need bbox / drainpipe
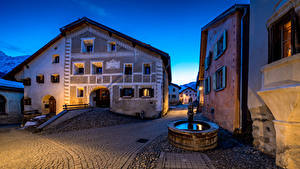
[239,7,248,132]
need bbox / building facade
[4,17,171,118]
[168,83,181,105]
[199,5,250,133]
[179,87,197,104]
[0,79,24,124]
[249,0,300,168]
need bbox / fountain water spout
[187,100,194,130]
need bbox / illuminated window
[81,38,95,53]
[107,42,116,52]
[36,74,44,83]
[92,62,103,74]
[139,88,154,97]
[143,64,151,74]
[73,63,85,75]
[124,64,132,75]
[51,74,59,83]
[268,9,299,63]
[77,88,84,97]
[120,88,134,97]
[52,55,59,63]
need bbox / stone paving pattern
[0,109,192,169]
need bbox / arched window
[0,95,6,115]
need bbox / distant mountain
[0,51,30,77]
[179,81,197,92]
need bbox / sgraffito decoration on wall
[106,59,120,69]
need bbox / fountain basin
[168,120,219,151]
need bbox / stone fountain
[168,102,219,151]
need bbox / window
[81,38,94,53]
[24,98,31,105]
[107,42,116,52]
[77,88,84,97]
[172,95,176,98]
[74,63,85,75]
[213,66,226,91]
[0,95,6,115]
[52,55,59,64]
[269,9,299,63]
[204,76,211,95]
[214,30,227,60]
[23,78,31,86]
[139,88,154,97]
[36,74,44,83]
[143,64,151,74]
[173,88,175,92]
[92,62,103,74]
[51,74,59,83]
[124,64,132,75]
[120,88,134,97]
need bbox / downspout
[239,8,248,131]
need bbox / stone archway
[42,95,56,115]
[89,87,110,108]
[0,95,6,114]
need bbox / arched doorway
[0,95,6,114]
[90,88,110,107]
[42,95,56,115]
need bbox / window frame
[268,9,299,63]
[91,62,103,75]
[213,66,227,92]
[77,88,84,98]
[204,76,211,95]
[73,62,85,75]
[213,30,227,60]
[36,74,44,84]
[124,63,133,75]
[51,74,60,83]
[143,63,151,75]
[23,78,31,86]
[52,55,59,64]
[107,41,117,52]
[120,87,135,98]
[139,88,154,98]
[81,37,95,53]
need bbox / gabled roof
[201,4,249,31]
[4,17,171,82]
[170,83,181,89]
[179,87,196,94]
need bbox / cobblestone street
[0,110,188,169]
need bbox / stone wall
[0,89,23,124]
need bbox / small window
[77,88,84,97]
[92,62,103,74]
[74,63,85,75]
[172,95,176,98]
[51,74,60,83]
[124,64,132,75]
[205,52,212,70]
[82,38,94,53]
[204,76,211,95]
[23,78,31,86]
[144,64,151,74]
[0,95,6,115]
[173,88,175,92]
[52,55,59,64]
[139,88,154,97]
[24,98,31,105]
[107,42,116,52]
[120,88,134,97]
[36,74,44,83]
[213,66,227,91]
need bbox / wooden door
[49,96,56,114]
[96,89,110,107]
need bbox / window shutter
[213,44,218,60]
[139,89,143,97]
[222,66,227,89]
[223,30,227,52]
[207,76,211,93]
[213,72,216,91]
[150,88,154,97]
[204,57,208,70]
[131,88,134,97]
[120,88,123,97]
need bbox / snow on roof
[0,78,23,89]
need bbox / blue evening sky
[0,0,249,85]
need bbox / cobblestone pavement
[157,152,215,169]
[0,109,189,169]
